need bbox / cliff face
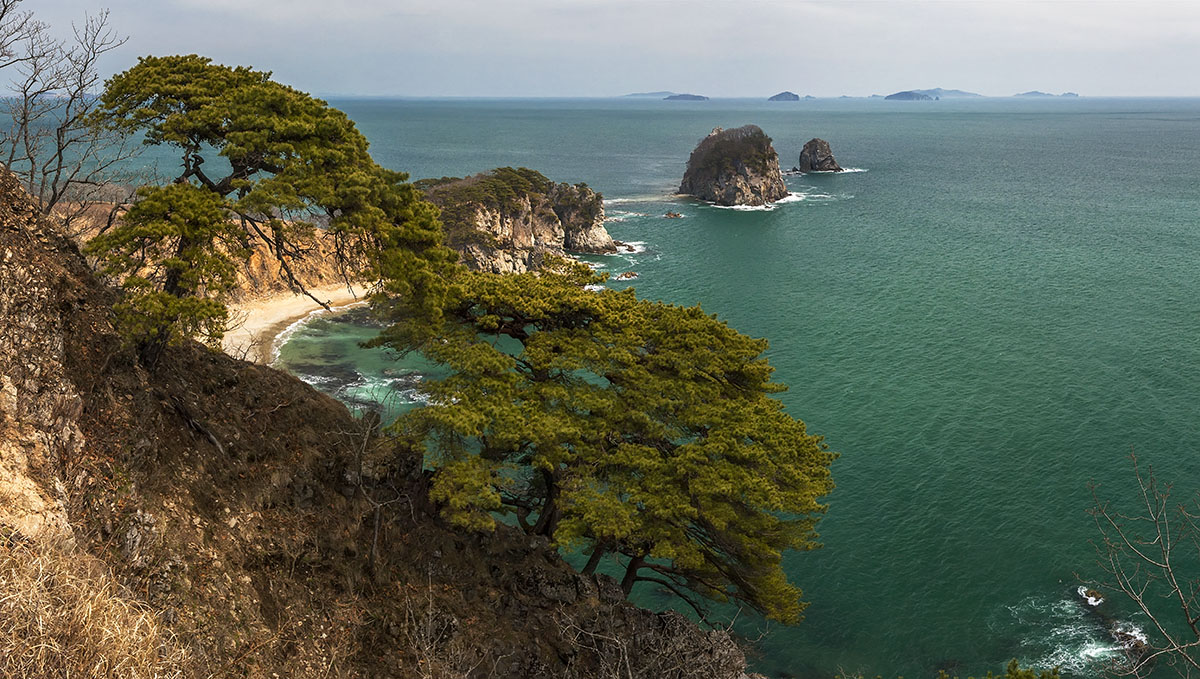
[678,125,789,206]
[421,167,616,274]
[0,169,747,678]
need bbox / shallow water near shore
[275,97,1200,676]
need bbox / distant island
[769,91,800,101]
[885,90,933,101]
[910,88,981,98]
[1015,91,1080,97]
[623,91,676,98]
[886,87,981,101]
[664,93,708,101]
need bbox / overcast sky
[34,0,1200,97]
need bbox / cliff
[678,125,789,206]
[419,167,616,274]
[0,169,749,678]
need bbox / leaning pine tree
[384,258,835,623]
[87,54,456,363]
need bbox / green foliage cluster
[685,125,778,179]
[85,183,244,358]
[88,55,456,361]
[383,258,835,624]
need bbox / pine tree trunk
[621,554,644,596]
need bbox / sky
[33,0,1200,98]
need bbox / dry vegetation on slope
[0,168,749,678]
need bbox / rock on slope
[797,138,843,173]
[420,167,616,274]
[678,125,789,206]
[0,168,748,678]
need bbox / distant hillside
[1015,91,1056,97]
[664,93,708,101]
[623,91,676,98]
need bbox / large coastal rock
[678,125,789,206]
[419,167,616,274]
[797,138,843,173]
[769,91,800,101]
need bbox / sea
[269,96,1200,677]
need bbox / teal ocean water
[275,97,1200,677]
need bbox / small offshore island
[678,125,788,206]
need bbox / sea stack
[797,138,843,173]
[678,125,788,206]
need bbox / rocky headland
[418,167,616,274]
[797,138,843,173]
[678,125,789,206]
[0,167,752,678]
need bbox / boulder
[797,138,843,173]
[678,125,788,206]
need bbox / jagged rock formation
[0,168,749,678]
[678,125,789,206]
[797,138,843,173]
[419,167,616,274]
[769,91,800,101]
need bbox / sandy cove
[222,284,370,365]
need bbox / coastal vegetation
[84,54,456,362]
[382,258,835,623]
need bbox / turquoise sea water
[275,97,1200,677]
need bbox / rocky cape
[796,138,843,173]
[678,125,789,207]
[418,167,616,274]
[0,168,754,678]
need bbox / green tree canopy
[90,54,457,358]
[387,259,835,623]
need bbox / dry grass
[0,531,192,679]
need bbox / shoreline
[222,284,370,365]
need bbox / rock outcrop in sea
[678,125,789,206]
[769,91,800,101]
[664,93,708,101]
[797,138,843,173]
[418,167,616,274]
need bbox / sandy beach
[222,284,370,365]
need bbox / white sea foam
[605,196,668,205]
[806,167,869,174]
[1077,585,1104,606]
[618,240,648,254]
[708,191,827,211]
[584,284,605,292]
